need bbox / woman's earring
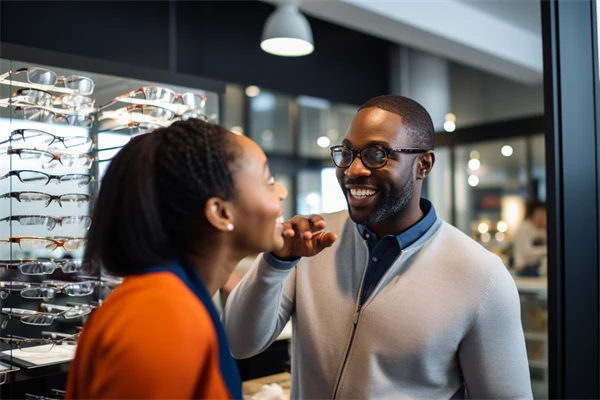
[226,223,234,232]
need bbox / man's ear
[204,197,235,232]
[416,150,436,180]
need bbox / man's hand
[272,215,338,261]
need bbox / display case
[0,52,223,398]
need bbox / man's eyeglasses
[330,145,426,169]
[0,170,94,187]
[0,129,94,153]
[0,67,95,95]
[0,236,86,252]
[0,191,92,207]
[0,215,92,230]
[0,332,79,353]
[0,259,92,275]
[6,148,95,169]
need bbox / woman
[66,119,288,399]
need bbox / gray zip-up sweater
[223,211,532,399]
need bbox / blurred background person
[513,199,547,277]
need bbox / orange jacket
[66,271,237,399]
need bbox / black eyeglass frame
[329,145,427,169]
[0,129,94,152]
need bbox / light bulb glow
[478,223,489,234]
[245,86,261,97]
[470,150,480,159]
[501,145,514,157]
[445,113,456,122]
[468,175,479,187]
[443,121,456,132]
[260,38,314,57]
[481,232,491,243]
[495,232,506,242]
[497,221,508,232]
[468,159,481,170]
[317,136,331,148]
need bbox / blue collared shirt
[357,198,437,305]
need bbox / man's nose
[344,155,371,178]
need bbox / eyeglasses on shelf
[0,129,94,153]
[0,170,94,187]
[0,67,95,95]
[12,106,94,127]
[0,215,91,230]
[0,191,92,207]
[99,86,206,117]
[0,259,92,275]
[1,304,92,327]
[0,332,79,353]
[6,148,95,169]
[0,236,87,252]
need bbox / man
[513,199,547,276]
[223,95,532,399]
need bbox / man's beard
[348,169,414,225]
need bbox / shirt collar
[357,198,437,250]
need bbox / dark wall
[0,1,390,105]
[0,1,171,70]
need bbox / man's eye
[267,176,275,185]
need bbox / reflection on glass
[425,147,451,222]
[249,90,292,153]
[297,168,346,215]
[298,96,356,159]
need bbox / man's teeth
[350,188,376,199]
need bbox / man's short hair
[359,95,435,150]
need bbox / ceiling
[262,0,543,85]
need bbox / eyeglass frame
[0,215,92,230]
[13,105,94,127]
[0,88,54,108]
[0,170,95,187]
[0,129,95,152]
[0,259,92,275]
[99,86,207,115]
[6,148,96,169]
[1,304,92,326]
[0,236,87,252]
[0,191,93,207]
[0,67,95,95]
[329,145,427,169]
[18,281,101,299]
[0,332,79,353]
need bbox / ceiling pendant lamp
[261,4,314,57]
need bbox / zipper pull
[353,305,362,325]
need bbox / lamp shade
[261,5,314,57]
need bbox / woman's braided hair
[85,118,240,276]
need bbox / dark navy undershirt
[357,198,437,305]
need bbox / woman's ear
[205,197,235,232]
[416,150,436,180]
